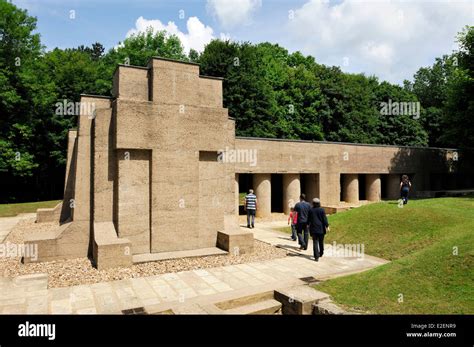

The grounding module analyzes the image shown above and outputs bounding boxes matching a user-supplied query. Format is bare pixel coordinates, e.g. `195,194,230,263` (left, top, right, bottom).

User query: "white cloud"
126,16,218,53
286,0,474,83
207,0,262,29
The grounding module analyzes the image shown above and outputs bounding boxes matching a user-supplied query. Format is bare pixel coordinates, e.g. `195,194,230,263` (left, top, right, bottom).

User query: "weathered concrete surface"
26,57,474,268
253,174,271,218
365,174,381,202
216,230,254,255
282,174,300,214
274,286,330,315
342,174,359,204
0,242,388,314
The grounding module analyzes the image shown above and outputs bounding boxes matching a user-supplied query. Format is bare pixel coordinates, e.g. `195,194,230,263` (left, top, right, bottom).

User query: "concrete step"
133,247,228,264
224,299,282,315
274,285,330,315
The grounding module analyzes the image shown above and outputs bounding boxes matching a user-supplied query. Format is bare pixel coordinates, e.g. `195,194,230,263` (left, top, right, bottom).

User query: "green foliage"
200,40,427,145
441,26,474,149
1,1,472,202
200,40,277,138
407,26,474,148
102,27,187,68
0,0,43,178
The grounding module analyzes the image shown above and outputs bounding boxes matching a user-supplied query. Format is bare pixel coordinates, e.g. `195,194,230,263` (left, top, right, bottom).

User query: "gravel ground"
1,217,288,288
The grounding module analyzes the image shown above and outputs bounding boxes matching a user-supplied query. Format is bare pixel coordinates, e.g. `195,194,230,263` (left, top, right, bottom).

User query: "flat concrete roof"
236,136,460,151
150,56,200,66
80,94,112,99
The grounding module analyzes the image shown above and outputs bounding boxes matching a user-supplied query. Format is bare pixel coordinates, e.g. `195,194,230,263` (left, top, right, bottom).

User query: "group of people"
243,175,411,262
288,194,329,261
245,191,329,262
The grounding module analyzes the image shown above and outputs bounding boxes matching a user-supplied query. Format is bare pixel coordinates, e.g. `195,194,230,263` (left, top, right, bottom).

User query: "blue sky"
13,0,474,84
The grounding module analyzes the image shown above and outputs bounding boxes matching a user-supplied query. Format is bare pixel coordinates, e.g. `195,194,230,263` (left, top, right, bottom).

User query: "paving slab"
0,221,389,314
133,247,227,264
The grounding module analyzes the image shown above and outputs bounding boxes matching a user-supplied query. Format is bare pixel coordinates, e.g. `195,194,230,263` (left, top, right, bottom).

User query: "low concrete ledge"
93,222,132,270
216,230,254,255
274,285,330,315
36,202,62,223
23,221,89,263
133,247,227,264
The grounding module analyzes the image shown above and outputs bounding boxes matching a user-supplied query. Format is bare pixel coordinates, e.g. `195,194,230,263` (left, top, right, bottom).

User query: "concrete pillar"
235,174,239,216
387,174,401,200
253,174,271,218
365,174,381,202
283,174,301,214
304,174,320,202
342,174,359,203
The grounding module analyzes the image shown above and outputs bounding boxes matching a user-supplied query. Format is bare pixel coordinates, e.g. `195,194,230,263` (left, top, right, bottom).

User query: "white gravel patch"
0,217,288,288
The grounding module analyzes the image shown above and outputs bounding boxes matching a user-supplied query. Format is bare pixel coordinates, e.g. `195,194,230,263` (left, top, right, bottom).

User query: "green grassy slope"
311,197,474,314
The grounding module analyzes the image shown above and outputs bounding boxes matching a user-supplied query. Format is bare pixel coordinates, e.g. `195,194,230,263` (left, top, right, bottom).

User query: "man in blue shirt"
244,189,257,228
294,194,311,250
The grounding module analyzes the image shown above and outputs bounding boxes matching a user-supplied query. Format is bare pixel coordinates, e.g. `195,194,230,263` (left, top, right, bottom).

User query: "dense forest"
0,0,473,202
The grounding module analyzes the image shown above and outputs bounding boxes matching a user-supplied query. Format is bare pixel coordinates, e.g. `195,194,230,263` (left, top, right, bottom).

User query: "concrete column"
387,174,401,200
253,174,271,218
365,174,381,202
283,174,301,214
342,174,359,203
304,174,320,202
235,173,239,216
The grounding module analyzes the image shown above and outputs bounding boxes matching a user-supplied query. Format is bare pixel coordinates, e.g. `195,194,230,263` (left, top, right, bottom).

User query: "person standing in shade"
244,189,257,228
308,198,329,262
294,194,311,250
287,206,298,241
400,175,412,205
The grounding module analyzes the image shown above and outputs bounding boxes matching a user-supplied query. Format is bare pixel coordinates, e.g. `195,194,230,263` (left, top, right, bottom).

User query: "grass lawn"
239,192,246,206
277,197,474,314
0,200,61,217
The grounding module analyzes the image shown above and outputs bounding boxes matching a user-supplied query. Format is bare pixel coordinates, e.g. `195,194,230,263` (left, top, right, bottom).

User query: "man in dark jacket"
294,194,311,250
308,198,329,261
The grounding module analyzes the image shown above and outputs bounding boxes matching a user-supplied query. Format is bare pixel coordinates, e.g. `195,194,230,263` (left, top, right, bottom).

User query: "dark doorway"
238,174,253,215
271,174,283,213
381,174,388,199
358,174,366,200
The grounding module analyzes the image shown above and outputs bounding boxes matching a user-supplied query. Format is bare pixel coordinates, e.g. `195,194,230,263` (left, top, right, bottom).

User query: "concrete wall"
232,138,471,206
114,58,234,254
29,57,474,268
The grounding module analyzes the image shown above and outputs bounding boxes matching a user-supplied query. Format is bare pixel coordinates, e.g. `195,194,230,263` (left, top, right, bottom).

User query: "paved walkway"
0,221,388,314
247,221,387,280
0,213,36,243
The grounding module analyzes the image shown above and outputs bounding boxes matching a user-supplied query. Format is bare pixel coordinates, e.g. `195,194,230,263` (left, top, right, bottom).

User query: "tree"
200,40,277,138
102,27,187,68
375,82,428,146
0,0,42,180
442,26,474,149
404,55,457,147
